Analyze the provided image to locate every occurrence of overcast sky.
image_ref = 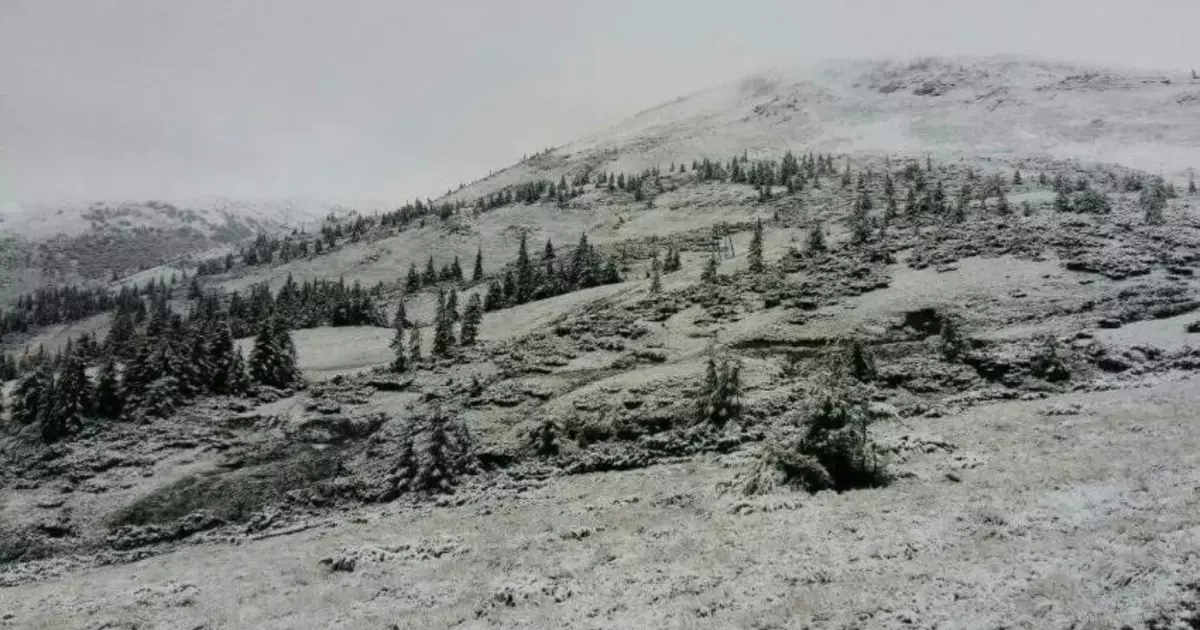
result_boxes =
[2,0,1198,206]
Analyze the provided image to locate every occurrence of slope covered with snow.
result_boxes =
[447,56,1200,202]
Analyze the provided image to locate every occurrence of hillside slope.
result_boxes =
[5,56,1200,629]
[445,56,1200,202]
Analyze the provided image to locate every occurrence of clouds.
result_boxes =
[2,0,1197,205]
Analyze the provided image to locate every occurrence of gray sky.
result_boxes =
[2,0,1198,206]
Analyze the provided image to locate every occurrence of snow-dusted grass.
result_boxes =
[6,376,1200,629]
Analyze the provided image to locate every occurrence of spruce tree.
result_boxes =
[208,323,241,395]
[472,247,484,282]
[106,309,137,360]
[405,263,421,292]
[433,289,455,357]
[249,316,301,389]
[408,326,423,365]
[47,353,91,441]
[748,219,765,274]
[389,327,408,373]
[422,256,437,286]
[807,220,827,253]
[650,257,663,294]
[228,351,251,395]
[11,367,47,426]
[450,256,464,283]
[460,293,483,346]
[1141,177,1169,225]
[515,231,534,303]
[850,195,872,245]
[94,359,123,419]
[1013,169,1023,185]
[445,288,460,322]
[1190,172,1197,195]
[392,298,409,330]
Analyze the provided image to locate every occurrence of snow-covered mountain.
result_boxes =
[0,196,377,242]
[446,55,1200,202]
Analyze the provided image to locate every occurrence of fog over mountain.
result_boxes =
[2,0,1197,206]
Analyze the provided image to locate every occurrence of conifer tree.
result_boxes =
[515,231,534,303]
[392,298,409,330]
[389,327,407,373]
[408,325,423,365]
[228,350,251,395]
[460,293,483,346]
[472,247,484,282]
[406,263,421,292]
[11,366,48,426]
[434,289,456,352]
[422,255,437,286]
[952,184,970,223]
[850,195,872,245]
[650,257,663,294]
[1141,177,1169,225]
[807,220,827,253]
[208,323,241,395]
[249,316,301,389]
[697,351,742,426]
[47,353,91,442]
[94,359,123,419]
[748,219,765,274]
[450,256,464,283]
[1190,172,1197,195]
[445,288,460,323]
[106,309,137,360]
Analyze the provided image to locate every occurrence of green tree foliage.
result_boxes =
[748,219,765,274]
[845,341,877,382]
[391,407,474,494]
[460,293,483,346]
[794,388,889,491]
[405,263,421,292]
[422,256,437,286]
[939,317,969,362]
[92,359,121,420]
[249,316,301,389]
[389,327,407,373]
[1071,188,1112,214]
[472,247,484,282]
[45,353,91,442]
[11,366,49,426]
[432,289,456,357]
[807,220,827,254]
[408,326,423,365]
[1141,177,1169,225]
[392,298,409,330]
[696,351,742,426]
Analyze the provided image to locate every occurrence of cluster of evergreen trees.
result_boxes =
[692,151,837,191]
[405,254,469,292]
[481,232,621,312]
[0,284,125,341]
[4,292,301,443]
[388,286,484,371]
